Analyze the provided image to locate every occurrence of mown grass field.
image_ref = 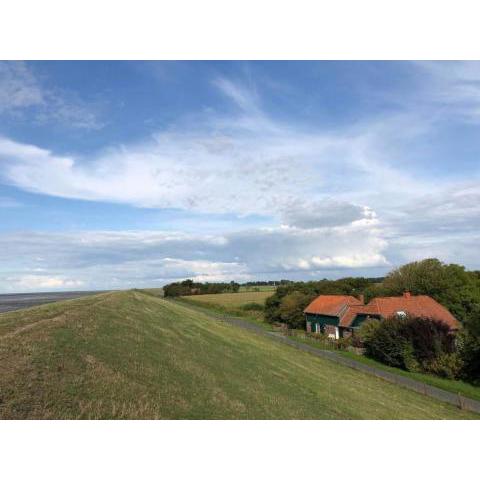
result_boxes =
[180,290,273,325]
[285,330,480,402]
[0,290,477,419]
[239,285,277,292]
[182,291,273,308]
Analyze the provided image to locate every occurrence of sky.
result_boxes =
[0,60,479,292]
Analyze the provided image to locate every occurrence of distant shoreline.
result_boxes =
[0,290,110,313]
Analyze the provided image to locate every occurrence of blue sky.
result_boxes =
[1,61,480,292]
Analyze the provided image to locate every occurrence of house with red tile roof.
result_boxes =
[304,292,459,339]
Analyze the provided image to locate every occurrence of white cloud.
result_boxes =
[1,67,480,291]
[11,275,84,291]
[0,95,433,220]
[213,77,260,114]
[408,61,480,123]
[0,222,388,292]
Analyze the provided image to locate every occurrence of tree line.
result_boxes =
[265,259,480,328]
[163,279,240,297]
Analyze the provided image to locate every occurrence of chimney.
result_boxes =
[358,294,364,304]
[403,291,411,299]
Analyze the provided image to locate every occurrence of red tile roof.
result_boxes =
[338,304,380,327]
[303,295,362,316]
[304,293,459,330]
[369,295,459,330]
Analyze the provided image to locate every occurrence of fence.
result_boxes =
[268,334,480,414]
[170,299,480,415]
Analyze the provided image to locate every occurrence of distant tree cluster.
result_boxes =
[363,258,480,325]
[242,280,293,287]
[163,279,240,297]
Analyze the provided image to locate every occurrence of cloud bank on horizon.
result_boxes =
[0,61,479,292]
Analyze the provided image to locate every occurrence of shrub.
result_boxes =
[240,302,264,311]
[363,318,411,368]
[335,337,352,351]
[357,318,381,344]
[425,353,464,380]
[403,317,455,364]
[458,312,480,384]
[277,291,311,329]
[362,315,457,374]
[402,342,421,372]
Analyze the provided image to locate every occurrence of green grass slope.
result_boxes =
[0,290,476,419]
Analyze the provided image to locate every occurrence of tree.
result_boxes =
[459,308,480,384]
[362,315,456,373]
[382,258,480,324]
[278,291,311,329]
[357,318,381,344]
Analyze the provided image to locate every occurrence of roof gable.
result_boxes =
[304,295,363,317]
[305,293,459,330]
[368,295,459,329]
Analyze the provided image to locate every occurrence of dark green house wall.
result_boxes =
[305,313,339,332]
[306,312,382,334]
[350,314,381,328]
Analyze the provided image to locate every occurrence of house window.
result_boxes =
[315,323,321,333]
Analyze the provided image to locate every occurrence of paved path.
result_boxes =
[170,298,480,416]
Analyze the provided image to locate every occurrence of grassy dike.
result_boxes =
[0,290,477,419]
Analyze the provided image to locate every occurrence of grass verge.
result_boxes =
[0,290,477,419]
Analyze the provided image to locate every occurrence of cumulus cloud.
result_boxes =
[1,65,480,291]
[11,275,84,291]
[0,224,388,292]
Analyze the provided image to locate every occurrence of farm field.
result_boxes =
[0,290,477,419]
[180,290,273,326]
[182,291,273,308]
[239,285,277,292]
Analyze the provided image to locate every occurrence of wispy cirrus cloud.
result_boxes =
[0,62,44,112]
[0,89,434,218]
[0,61,104,129]
[1,62,480,291]
[414,61,480,122]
